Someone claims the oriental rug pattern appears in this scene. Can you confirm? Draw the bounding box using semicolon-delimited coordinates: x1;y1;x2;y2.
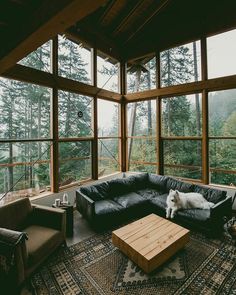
31;231;236;295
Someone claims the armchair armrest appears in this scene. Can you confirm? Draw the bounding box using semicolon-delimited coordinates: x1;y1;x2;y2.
31;205;66;238
210;196;233;221
0;228;28;286
76;190;95;222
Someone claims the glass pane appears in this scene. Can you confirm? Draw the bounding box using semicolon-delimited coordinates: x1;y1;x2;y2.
98;99;119;137
209;89;236;136
160;40;201;87
58;36;92;84
162;93;202;136
209;139;236;186
97;53;120;92
59;141;91;186
0;78;51;140
98;138;119;177
58;90;92;138
0;142;51;200
128;138;157;173
18;41;51;73
127;100;156;136
164;140;202;180
207;29;236;79
127;56;156;93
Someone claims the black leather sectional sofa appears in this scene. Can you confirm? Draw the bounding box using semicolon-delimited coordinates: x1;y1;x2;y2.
76;173;232;235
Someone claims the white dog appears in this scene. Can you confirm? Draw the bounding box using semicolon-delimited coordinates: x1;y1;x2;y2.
166;189;214;219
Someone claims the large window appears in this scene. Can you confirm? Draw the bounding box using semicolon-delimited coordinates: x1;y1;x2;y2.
207;29;236;79
127;55;156;93
58;36;92;84
58;91;92;138
160;40;201;87
97;53;120;92
98;99;120;177
127;100;157;173
59;141;92;187
0;77;52;199
209;89;236;186
0;78;51;140
161;93;202;137
18;41;51;73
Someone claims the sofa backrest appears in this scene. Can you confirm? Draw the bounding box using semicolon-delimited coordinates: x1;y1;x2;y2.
0;197;33;230
165;177;194;193
148;174;168;192
193;184;227;204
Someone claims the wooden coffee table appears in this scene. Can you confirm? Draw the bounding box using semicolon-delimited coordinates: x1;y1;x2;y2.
112;214;190;273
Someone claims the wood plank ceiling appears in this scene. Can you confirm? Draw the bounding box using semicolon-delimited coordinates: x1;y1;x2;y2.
67;0;236;60
0;0;236;72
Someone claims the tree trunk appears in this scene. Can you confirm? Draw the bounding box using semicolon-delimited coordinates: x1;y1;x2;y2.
147;63;152;136
128;69;141;169
166;50;171;136
8;96;14;191
193;41;201;136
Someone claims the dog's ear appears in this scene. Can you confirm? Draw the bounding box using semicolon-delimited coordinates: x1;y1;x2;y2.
170;189;173;193
176;190;179;196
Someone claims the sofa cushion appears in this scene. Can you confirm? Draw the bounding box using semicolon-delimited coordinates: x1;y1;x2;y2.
108;176;136;197
137;188;162;200
176;208;211;223
148;174;168;192
94;199;125;216
166;177;193;193
25;225;62;267
149;193;168;211
133;173;149;190
193;185;227;204
113;192;147;208
80;186;101;201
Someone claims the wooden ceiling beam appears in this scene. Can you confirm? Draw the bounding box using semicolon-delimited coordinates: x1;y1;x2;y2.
3;64;122;102
66;26;122;60
0;0;107;75
124;75;236;102
124;0;171;44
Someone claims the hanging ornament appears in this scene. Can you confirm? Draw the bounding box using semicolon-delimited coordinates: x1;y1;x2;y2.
77;111;83;118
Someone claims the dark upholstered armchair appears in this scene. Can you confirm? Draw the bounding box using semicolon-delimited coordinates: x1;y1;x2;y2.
0;197;66;291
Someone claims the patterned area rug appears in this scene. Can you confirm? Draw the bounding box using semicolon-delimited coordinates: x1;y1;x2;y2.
31;230;236;295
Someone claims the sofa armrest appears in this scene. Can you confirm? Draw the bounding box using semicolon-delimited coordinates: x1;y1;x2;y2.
210;196;233;221
76;190;95;222
31;205;66;238
0;228;28;286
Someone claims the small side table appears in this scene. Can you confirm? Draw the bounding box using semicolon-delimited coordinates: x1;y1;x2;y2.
52;203;74;236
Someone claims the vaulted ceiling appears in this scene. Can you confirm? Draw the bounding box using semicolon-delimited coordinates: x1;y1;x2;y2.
1;0;236;74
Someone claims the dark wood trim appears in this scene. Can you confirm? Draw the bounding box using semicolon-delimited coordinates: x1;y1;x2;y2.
156;97;162;175
3;64;122;102
0;0;107;74
202;89;209;184
97;136;121;140
0;138;52;143
161;136;202;141
58;137;94;142
92;97;98;180
124;75;236;102
201;37;208;81
209;136;236;140
120;101;127;172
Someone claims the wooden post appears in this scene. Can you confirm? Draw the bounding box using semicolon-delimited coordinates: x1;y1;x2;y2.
50;37;59;193
120;61;127;172
92;47;98;180
156;51;163;175
201;37;209;184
